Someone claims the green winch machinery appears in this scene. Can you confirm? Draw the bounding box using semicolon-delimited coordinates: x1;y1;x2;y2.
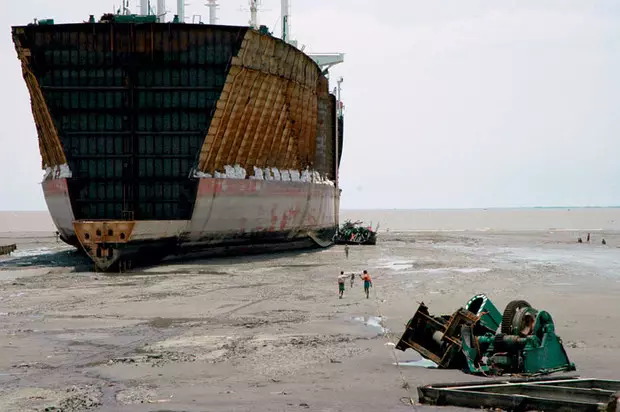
395;294;576;376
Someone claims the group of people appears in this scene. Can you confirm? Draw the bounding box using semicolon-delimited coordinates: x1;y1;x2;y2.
338;270;372;299
577;232;607;245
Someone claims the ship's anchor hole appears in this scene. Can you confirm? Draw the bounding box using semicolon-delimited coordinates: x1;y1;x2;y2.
120;233;126;240
96;229;102;237
108;229;113;236
84;233;90;240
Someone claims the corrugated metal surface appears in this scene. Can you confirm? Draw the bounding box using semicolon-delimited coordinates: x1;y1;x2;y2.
315;81;336;180
12;23;246;221
197;29;322;175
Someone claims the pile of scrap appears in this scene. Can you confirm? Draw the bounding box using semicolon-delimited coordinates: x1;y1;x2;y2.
334;220;377;245
0;244;17;256
395;294;576;377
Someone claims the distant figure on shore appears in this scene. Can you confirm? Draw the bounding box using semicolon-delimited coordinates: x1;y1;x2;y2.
578;237;583;243
587;233;591;243
338;271;346;299
55;231;60;243
350;272;355;288
344;245;349;259
361;270;372;299
602;239;607;245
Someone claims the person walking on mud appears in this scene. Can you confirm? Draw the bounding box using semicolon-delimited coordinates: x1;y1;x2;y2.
338;271;346;299
344;245;350;259
361;270;372;299
350;272;355;288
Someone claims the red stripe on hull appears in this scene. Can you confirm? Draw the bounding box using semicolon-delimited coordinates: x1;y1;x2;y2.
188;178;338;240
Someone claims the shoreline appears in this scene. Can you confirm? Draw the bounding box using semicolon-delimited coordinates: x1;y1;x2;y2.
0;231;619;411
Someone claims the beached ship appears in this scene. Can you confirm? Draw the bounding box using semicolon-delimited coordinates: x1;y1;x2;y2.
11;0;345;270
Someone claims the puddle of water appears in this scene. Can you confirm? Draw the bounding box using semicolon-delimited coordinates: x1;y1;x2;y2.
394;358;438;368
452;268;491;274
413;267;490;274
9;247;58;258
351;316;389;333
376;260;414;271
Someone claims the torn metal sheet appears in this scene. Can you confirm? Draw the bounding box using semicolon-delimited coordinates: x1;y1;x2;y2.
418;376;620;412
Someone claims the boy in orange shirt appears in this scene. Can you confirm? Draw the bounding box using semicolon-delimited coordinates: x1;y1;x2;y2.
361;270;372;299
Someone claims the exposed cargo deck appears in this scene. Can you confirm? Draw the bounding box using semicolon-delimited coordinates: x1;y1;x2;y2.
12;13;344;270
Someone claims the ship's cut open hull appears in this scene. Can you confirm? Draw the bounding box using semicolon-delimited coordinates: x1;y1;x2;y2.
44;177;339;270
17;20;344;271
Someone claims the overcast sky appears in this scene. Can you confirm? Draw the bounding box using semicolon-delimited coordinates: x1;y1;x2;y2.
1;0;619;210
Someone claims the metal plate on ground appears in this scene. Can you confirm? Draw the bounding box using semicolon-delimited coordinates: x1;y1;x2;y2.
418;376;620;411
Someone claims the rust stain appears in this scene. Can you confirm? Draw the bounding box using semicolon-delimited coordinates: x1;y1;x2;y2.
73;220;137;246
13;37;67;169
241;73;280;169
197;29;321;175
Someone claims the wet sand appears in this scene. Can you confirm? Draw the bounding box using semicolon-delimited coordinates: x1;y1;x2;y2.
1;230;620;411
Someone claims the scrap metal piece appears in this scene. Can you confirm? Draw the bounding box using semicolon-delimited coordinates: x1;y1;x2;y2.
0;244;17;256
418;376;620;412
396;295;576;376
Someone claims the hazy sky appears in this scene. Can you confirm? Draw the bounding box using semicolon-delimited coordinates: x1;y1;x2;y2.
1;0;619;210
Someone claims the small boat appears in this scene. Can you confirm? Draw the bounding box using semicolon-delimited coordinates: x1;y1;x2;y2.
334;220;378;245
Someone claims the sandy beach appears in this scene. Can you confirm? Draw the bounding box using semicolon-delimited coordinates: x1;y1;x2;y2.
1;226;620;411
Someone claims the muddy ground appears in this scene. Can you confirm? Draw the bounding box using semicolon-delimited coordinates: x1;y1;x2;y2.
0;230;619;411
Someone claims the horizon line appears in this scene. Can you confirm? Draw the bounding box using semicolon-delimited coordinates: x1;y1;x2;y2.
1;205;620;213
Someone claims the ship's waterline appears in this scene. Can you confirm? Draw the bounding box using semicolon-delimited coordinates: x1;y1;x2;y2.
63;177;339;270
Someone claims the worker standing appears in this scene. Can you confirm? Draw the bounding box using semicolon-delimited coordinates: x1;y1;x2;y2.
350;272;355;288
344;245;350;259
361;270;372;299
338;271;346;299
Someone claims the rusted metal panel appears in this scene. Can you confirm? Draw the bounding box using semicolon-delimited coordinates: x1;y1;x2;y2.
12;32;67;169
197;29;323;175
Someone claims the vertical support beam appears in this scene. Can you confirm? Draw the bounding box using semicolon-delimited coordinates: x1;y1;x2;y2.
335;76;343;187
140;0;150;15
177;0;185;23
207;0;218;25
281;0;289;42
157;0;166;22
249;0;258;29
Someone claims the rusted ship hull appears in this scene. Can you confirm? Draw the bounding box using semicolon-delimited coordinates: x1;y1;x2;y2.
44;177;339;270
14;18;344;271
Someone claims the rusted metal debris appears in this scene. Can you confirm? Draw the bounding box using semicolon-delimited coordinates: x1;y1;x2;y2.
418;376;620;412
395;294;575;376
0;244;17;256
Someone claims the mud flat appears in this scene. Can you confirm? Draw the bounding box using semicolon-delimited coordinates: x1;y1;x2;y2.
0;230;619;411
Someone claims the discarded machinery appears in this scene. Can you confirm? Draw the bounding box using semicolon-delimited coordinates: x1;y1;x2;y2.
395;294;576;376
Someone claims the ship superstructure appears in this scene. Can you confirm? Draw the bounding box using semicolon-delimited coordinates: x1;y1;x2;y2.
11;0;345;270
